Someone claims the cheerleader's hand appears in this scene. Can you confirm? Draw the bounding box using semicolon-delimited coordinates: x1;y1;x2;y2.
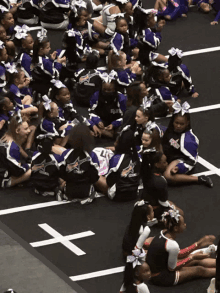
50;51;57;60
211;21;218;25
57;56;66;64
105;124;113;130
92;125;102;137
192;92;199;98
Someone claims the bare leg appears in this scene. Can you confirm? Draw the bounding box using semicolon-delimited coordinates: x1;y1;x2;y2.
94;175;108;195
25;125;36;150
178;266;216;284
52;145;66;155
164;160;198;184
154;0;167;10
10;169;31;187
93;20;106;35
22;95;33;105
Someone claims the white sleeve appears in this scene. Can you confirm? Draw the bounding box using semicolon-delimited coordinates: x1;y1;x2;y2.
166;239;180;270
137;283;150;293
136;226;151;249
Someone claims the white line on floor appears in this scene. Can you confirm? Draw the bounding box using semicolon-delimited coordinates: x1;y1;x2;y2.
198;156;220;177
165;46;220;58
30;230;95;247
29;26;42;31
156;103;220;119
70;266;125;281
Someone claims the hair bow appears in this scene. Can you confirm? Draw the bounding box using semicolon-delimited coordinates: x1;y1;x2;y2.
4;289;17;293
0;40;5;50
168;47;183;59
16;110;23;124
161;209;180;224
116;0;129;3
51;79;66;89
5;63;18;74
36;134;53;140
126;249;146;268
141;97;152;110
14;25;30;40
0;5;9;13
172;101;190;116
75;0;87;8
145;121;157;132
100;70;117;83
37;28;47;43
42;95;52;111
134;200;148;207
67;29;80;38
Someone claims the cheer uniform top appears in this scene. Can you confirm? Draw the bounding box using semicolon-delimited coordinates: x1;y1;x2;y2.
59;148;99;199
0;140;30;187
102;3;118;37
31;151;62;192
74;68;102;106
38;116;72;138
147;230;180;286
106;153;140;201
15;51;32;79
89;90;127;128
162;129;199;173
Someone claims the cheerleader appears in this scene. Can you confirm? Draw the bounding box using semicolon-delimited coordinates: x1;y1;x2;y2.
167;47;199;98
134;7;167;66
0;114;31;188
110;16;138;63
0;94;13;138
155;0;189;20
39;0;70;30
31;28;66;97
73;51;102;107
209;0;220;25
106;127;141;201
14;25;34;79
134;100;162;147
37;95;72;147
49;79;101;137
147;209;216;286
0;41;8;92
120;248;151;293
122;200;156;256
0;10;14;40
89;71;127;138
31;135;66;200
162;101;213;187
59;123;108;204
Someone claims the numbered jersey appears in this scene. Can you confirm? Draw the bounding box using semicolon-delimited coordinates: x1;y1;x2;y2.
93;147;114;175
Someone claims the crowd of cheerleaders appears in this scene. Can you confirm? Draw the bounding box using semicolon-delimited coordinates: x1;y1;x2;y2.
0;0;218;292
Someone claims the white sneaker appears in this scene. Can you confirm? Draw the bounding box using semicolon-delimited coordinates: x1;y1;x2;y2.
204;244;217;255
207;278;216;293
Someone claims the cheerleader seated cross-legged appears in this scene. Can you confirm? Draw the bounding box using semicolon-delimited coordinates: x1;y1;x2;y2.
147;209;216;287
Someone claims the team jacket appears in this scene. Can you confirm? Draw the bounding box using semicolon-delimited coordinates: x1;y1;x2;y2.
106;153;140;200
0;140;29;179
39;0;70;24
162;129;199;167
17;0;39;20
89;91;127;128
74;68;102;105
38;116;72;138
31;151;62;191
59;148;99;198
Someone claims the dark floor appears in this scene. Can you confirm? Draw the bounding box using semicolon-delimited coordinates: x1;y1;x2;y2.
0;2;220;293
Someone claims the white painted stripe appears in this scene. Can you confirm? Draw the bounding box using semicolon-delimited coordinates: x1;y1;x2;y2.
198;156;220;177
156;103;220;119
192;170;216;177
38;224;86;256
70;266;125;281
30;231;95;247
165;46;220;59
29;26;42;31
0;201;69;216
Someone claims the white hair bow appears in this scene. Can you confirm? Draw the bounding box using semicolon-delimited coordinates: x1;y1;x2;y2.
51;79;66;89
36;133;53;140
141;97;152;110
75;0;87;8
0;40;5;50
5;63;18;74
42;95;52;111
37;28;47;43
0;5;9;13
14;25;30;40
134;200;148;207
168;47;183;59
127;249;146;268
145;121;157;132
172;101;190;115
100;70;117;83
116;0;129;3
67;29;81;37
161;209;180;224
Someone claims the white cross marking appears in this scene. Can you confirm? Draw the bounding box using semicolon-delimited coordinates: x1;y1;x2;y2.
30;223;95;256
